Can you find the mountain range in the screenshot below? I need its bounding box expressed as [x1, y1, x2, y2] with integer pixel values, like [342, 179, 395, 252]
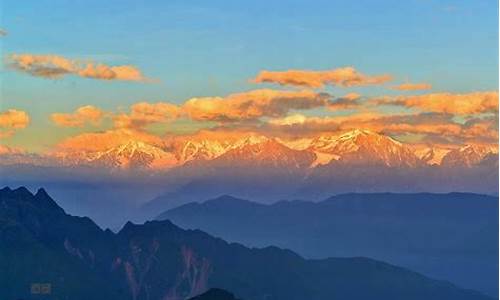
[157, 193, 499, 297]
[1, 129, 497, 171]
[0, 187, 493, 300]
[1, 129, 498, 228]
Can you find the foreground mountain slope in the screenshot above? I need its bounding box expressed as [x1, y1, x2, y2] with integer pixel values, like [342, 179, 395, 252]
[158, 193, 499, 297]
[0, 187, 492, 300]
[188, 288, 241, 300]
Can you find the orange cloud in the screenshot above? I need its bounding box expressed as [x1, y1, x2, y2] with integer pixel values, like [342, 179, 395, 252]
[252, 67, 392, 88]
[51, 105, 105, 127]
[265, 112, 498, 145]
[328, 92, 362, 111]
[0, 144, 24, 155]
[9, 54, 146, 81]
[392, 82, 432, 91]
[77, 64, 143, 81]
[0, 109, 30, 138]
[114, 102, 181, 129]
[55, 128, 164, 153]
[375, 91, 498, 115]
[182, 89, 331, 122]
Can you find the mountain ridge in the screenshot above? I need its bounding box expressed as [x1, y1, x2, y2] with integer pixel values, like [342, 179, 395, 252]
[157, 192, 499, 297]
[1, 129, 497, 171]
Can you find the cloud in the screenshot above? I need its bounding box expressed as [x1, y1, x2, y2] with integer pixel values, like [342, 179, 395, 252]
[252, 67, 392, 88]
[182, 89, 331, 122]
[265, 111, 498, 145]
[268, 114, 308, 126]
[264, 111, 383, 137]
[51, 105, 105, 127]
[54, 128, 164, 153]
[0, 29, 7, 37]
[328, 92, 362, 111]
[8, 54, 147, 81]
[374, 91, 498, 115]
[0, 144, 24, 155]
[392, 82, 432, 91]
[0, 109, 30, 138]
[114, 102, 181, 129]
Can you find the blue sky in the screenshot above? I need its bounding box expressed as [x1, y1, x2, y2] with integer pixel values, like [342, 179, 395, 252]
[0, 0, 498, 151]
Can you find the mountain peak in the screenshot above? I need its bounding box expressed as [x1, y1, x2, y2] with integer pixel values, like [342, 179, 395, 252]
[12, 186, 33, 197]
[338, 128, 377, 139]
[35, 187, 49, 198]
[188, 288, 241, 300]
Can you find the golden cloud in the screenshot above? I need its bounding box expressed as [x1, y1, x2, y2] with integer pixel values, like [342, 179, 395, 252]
[392, 83, 432, 91]
[114, 102, 181, 129]
[252, 67, 392, 88]
[0, 109, 30, 138]
[375, 91, 498, 115]
[8, 54, 146, 81]
[265, 112, 498, 145]
[51, 105, 105, 127]
[55, 128, 164, 153]
[182, 89, 331, 122]
[328, 92, 362, 111]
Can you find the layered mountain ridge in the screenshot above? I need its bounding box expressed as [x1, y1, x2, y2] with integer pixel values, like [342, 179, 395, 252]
[157, 193, 499, 297]
[0, 187, 493, 300]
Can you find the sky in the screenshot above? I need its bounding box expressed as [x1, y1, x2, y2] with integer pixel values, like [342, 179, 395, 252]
[0, 0, 498, 153]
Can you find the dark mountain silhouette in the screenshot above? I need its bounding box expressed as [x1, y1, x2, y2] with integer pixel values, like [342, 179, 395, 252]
[158, 193, 499, 297]
[0, 187, 493, 300]
[188, 288, 241, 300]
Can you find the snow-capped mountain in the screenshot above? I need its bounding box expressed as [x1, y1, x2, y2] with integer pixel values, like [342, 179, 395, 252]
[2, 129, 498, 171]
[173, 134, 270, 164]
[55, 140, 177, 170]
[209, 137, 316, 173]
[441, 144, 499, 167]
[413, 147, 452, 166]
[175, 139, 230, 163]
[307, 129, 421, 168]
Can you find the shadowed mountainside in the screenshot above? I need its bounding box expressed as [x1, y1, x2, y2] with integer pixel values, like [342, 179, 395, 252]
[158, 193, 499, 296]
[0, 187, 493, 300]
[188, 288, 241, 300]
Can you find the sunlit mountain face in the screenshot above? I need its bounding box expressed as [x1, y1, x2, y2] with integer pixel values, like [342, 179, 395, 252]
[1, 129, 497, 171]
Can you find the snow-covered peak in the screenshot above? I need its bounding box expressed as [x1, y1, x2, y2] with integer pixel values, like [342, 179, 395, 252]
[307, 130, 419, 168]
[441, 144, 498, 167]
[413, 147, 452, 166]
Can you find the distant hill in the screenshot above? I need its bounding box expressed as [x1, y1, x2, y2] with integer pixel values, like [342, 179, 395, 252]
[0, 187, 492, 300]
[158, 193, 499, 297]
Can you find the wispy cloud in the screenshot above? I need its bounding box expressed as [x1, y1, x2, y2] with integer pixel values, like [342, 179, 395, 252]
[252, 67, 392, 88]
[391, 82, 432, 91]
[8, 54, 147, 82]
[373, 91, 498, 115]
